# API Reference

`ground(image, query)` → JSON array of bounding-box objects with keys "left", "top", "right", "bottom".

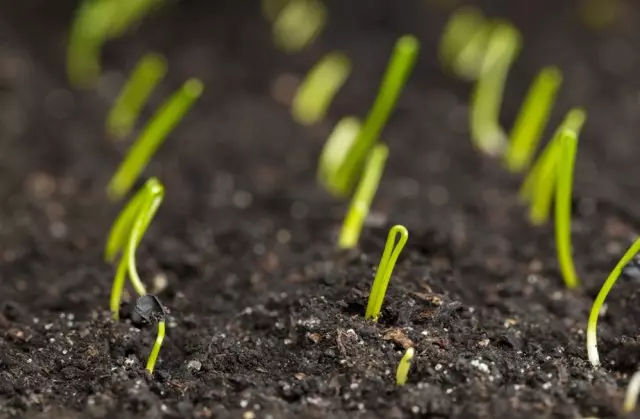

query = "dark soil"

[{"left": 2, "top": 0, "right": 640, "bottom": 418}]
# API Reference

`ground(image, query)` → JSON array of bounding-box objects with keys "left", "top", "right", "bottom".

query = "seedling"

[
  {"left": 470, "top": 22, "right": 521, "bottom": 156},
  {"left": 292, "top": 52, "right": 351, "bottom": 126},
  {"left": 67, "top": 0, "right": 165, "bottom": 87},
  {"left": 133, "top": 294, "right": 166, "bottom": 374},
  {"left": 107, "top": 78, "right": 203, "bottom": 201},
  {"left": 519, "top": 108, "right": 586, "bottom": 226},
  {"left": 504, "top": 67, "right": 563, "bottom": 172},
  {"left": 396, "top": 347, "right": 414, "bottom": 386},
  {"left": 318, "top": 117, "right": 361, "bottom": 191},
  {"left": 321, "top": 35, "right": 419, "bottom": 197},
  {"left": 107, "top": 53, "right": 167, "bottom": 139},
  {"left": 624, "top": 369, "right": 640, "bottom": 413},
  {"left": 554, "top": 130, "right": 579, "bottom": 289},
  {"left": 106, "top": 177, "right": 164, "bottom": 320},
  {"left": 338, "top": 144, "right": 389, "bottom": 249},
  {"left": 587, "top": 238, "right": 640, "bottom": 367},
  {"left": 272, "top": 0, "right": 327, "bottom": 52},
  {"left": 365, "top": 225, "right": 409, "bottom": 321}
]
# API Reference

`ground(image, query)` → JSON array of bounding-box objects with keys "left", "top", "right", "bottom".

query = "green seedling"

[
  {"left": 396, "top": 347, "right": 415, "bottom": 386},
  {"left": 470, "top": 22, "right": 521, "bottom": 156},
  {"left": 107, "top": 78, "right": 203, "bottom": 201},
  {"left": 505, "top": 67, "right": 563, "bottom": 172},
  {"left": 133, "top": 294, "right": 166, "bottom": 374},
  {"left": 323, "top": 35, "right": 419, "bottom": 198},
  {"left": 318, "top": 117, "right": 361, "bottom": 190},
  {"left": 261, "top": 0, "right": 291, "bottom": 21},
  {"left": 67, "top": 0, "right": 165, "bottom": 87},
  {"left": 587, "top": 238, "right": 640, "bottom": 367},
  {"left": 624, "top": 369, "right": 640, "bottom": 413},
  {"left": 554, "top": 130, "right": 579, "bottom": 289},
  {"left": 439, "top": 6, "right": 491, "bottom": 80},
  {"left": 272, "top": 0, "right": 327, "bottom": 52},
  {"left": 338, "top": 144, "right": 389, "bottom": 249},
  {"left": 107, "top": 53, "right": 167, "bottom": 139},
  {"left": 106, "top": 177, "right": 164, "bottom": 320},
  {"left": 365, "top": 225, "right": 409, "bottom": 321},
  {"left": 519, "top": 108, "right": 586, "bottom": 225},
  {"left": 292, "top": 52, "right": 351, "bottom": 126}
]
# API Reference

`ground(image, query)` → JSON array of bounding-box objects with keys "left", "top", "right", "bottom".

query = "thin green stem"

[
  {"left": 396, "top": 347, "right": 415, "bottom": 386},
  {"left": 587, "top": 238, "right": 640, "bottom": 366},
  {"left": 110, "top": 255, "right": 129, "bottom": 320},
  {"left": 624, "top": 369, "right": 640, "bottom": 413},
  {"left": 318, "top": 117, "right": 361, "bottom": 192},
  {"left": 145, "top": 320, "right": 166, "bottom": 374}
]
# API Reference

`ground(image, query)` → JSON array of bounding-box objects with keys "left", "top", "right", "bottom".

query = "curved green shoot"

[
  {"left": 107, "top": 53, "right": 167, "bottom": 140},
  {"left": 470, "top": 22, "right": 521, "bottom": 156},
  {"left": 365, "top": 225, "right": 409, "bottom": 321},
  {"left": 67, "top": 0, "right": 165, "bottom": 88},
  {"left": 292, "top": 52, "right": 351, "bottom": 126},
  {"left": 330, "top": 35, "right": 419, "bottom": 197},
  {"left": 272, "top": 0, "right": 327, "bottom": 52},
  {"left": 520, "top": 108, "right": 586, "bottom": 225},
  {"left": 338, "top": 144, "right": 389, "bottom": 249},
  {"left": 554, "top": 130, "right": 579, "bottom": 289},
  {"left": 396, "top": 347, "right": 415, "bottom": 386},
  {"left": 107, "top": 78, "right": 203, "bottom": 201},
  {"left": 107, "top": 178, "right": 165, "bottom": 320},
  {"left": 439, "top": 7, "right": 491, "bottom": 80},
  {"left": 587, "top": 238, "right": 640, "bottom": 367},
  {"left": 505, "top": 67, "right": 563, "bottom": 172},
  {"left": 624, "top": 369, "right": 640, "bottom": 413},
  {"left": 146, "top": 320, "right": 166, "bottom": 374},
  {"left": 318, "top": 117, "right": 361, "bottom": 191}
]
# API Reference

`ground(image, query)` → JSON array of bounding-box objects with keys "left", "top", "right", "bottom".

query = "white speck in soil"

[
  {"left": 435, "top": 364, "right": 443, "bottom": 371},
  {"left": 187, "top": 360, "right": 202, "bottom": 371},
  {"left": 470, "top": 359, "right": 490, "bottom": 374}
]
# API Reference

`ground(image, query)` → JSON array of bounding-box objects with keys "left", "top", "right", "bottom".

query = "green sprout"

[
  {"left": 396, "top": 347, "right": 415, "bottom": 386},
  {"left": 624, "top": 369, "right": 640, "bottom": 413},
  {"left": 365, "top": 225, "right": 409, "bottom": 321},
  {"left": 318, "top": 117, "right": 361, "bottom": 189},
  {"left": 504, "top": 66, "right": 563, "bottom": 172},
  {"left": 272, "top": 0, "right": 327, "bottom": 52},
  {"left": 320, "top": 35, "right": 419, "bottom": 197},
  {"left": 587, "top": 238, "right": 640, "bottom": 367},
  {"left": 554, "top": 129, "right": 579, "bottom": 289},
  {"left": 470, "top": 22, "right": 521, "bottom": 156},
  {"left": 67, "top": 0, "right": 165, "bottom": 88},
  {"left": 106, "top": 177, "right": 164, "bottom": 320},
  {"left": 338, "top": 144, "right": 389, "bottom": 249},
  {"left": 292, "top": 52, "right": 351, "bottom": 126},
  {"left": 107, "top": 52, "right": 167, "bottom": 140},
  {"left": 107, "top": 78, "right": 203, "bottom": 201},
  {"left": 146, "top": 319, "right": 166, "bottom": 374},
  {"left": 519, "top": 108, "right": 586, "bottom": 226}
]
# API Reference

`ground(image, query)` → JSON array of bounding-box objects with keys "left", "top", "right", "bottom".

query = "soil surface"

[{"left": 2, "top": 0, "right": 640, "bottom": 418}]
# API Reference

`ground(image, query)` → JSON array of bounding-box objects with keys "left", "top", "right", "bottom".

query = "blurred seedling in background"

[
  {"left": 318, "top": 35, "right": 419, "bottom": 197},
  {"left": 108, "top": 78, "right": 203, "bottom": 201},
  {"left": 318, "top": 116, "right": 361, "bottom": 191},
  {"left": 586, "top": 238, "right": 640, "bottom": 367},
  {"left": 292, "top": 52, "right": 351, "bottom": 125},
  {"left": 105, "top": 177, "right": 164, "bottom": 320},
  {"left": 396, "top": 347, "right": 414, "bottom": 386},
  {"left": 263, "top": 0, "right": 327, "bottom": 52},
  {"left": 624, "top": 369, "right": 640, "bottom": 414},
  {"left": 365, "top": 225, "right": 409, "bottom": 322},
  {"left": 68, "top": 0, "right": 166, "bottom": 87},
  {"left": 578, "top": 0, "right": 620, "bottom": 30},
  {"left": 133, "top": 294, "right": 167, "bottom": 374},
  {"left": 107, "top": 53, "right": 167, "bottom": 140},
  {"left": 338, "top": 144, "right": 388, "bottom": 249}
]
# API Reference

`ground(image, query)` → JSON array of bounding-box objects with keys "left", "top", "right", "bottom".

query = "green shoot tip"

[{"left": 396, "top": 347, "right": 414, "bottom": 386}]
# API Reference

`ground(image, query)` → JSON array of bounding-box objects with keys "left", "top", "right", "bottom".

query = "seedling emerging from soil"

[
  {"left": 554, "top": 129, "right": 579, "bottom": 289},
  {"left": 396, "top": 347, "right": 414, "bottom": 386},
  {"left": 470, "top": 22, "right": 521, "bottom": 156},
  {"left": 504, "top": 67, "right": 563, "bottom": 172},
  {"left": 519, "top": 109, "right": 586, "bottom": 226},
  {"left": 587, "top": 238, "right": 640, "bottom": 367},
  {"left": 107, "top": 79, "right": 203, "bottom": 200},
  {"left": 107, "top": 53, "right": 167, "bottom": 139},
  {"left": 365, "top": 225, "right": 409, "bottom": 321},
  {"left": 325, "top": 35, "right": 419, "bottom": 197},
  {"left": 106, "top": 177, "right": 164, "bottom": 320},
  {"left": 318, "top": 117, "right": 361, "bottom": 191},
  {"left": 624, "top": 369, "right": 640, "bottom": 413},
  {"left": 133, "top": 294, "right": 166, "bottom": 374},
  {"left": 292, "top": 52, "right": 351, "bottom": 126},
  {"left": 67, "top": 0, "right": 165, "bottom": 87},
  {"left": 272, "top": 0, "right": 327, "bottom": 52},
  {"left": 338, "top": 144, "right": 389, "bottom": 249}
]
